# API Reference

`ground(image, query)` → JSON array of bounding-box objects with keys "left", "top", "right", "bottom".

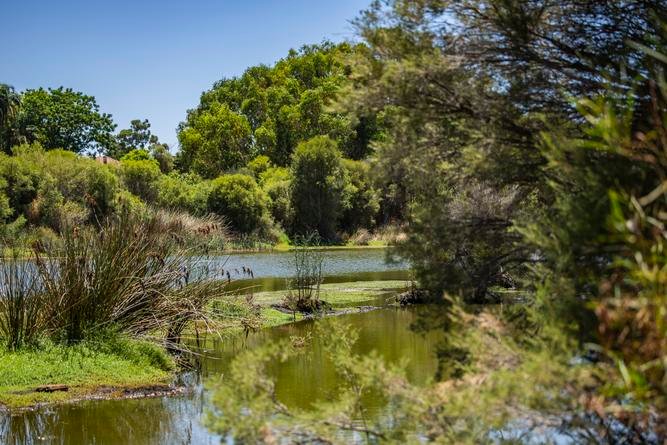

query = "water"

[{"left": 1, "top": 249, "right": 437, "bottom": 445}]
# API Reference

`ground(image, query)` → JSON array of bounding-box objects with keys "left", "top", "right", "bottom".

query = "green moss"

[{"left": 0, "top": 337, "right": 174, "bottom": 409}]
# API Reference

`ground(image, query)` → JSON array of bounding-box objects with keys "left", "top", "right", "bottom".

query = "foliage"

[
  {"left": 151, "top": 143, "right": 174, "bottom": 173},
  {"left": 247, "top": 154, "right": 272, "bottom": 178},
  {"left": 177, "top": 102, "right": 253, "bottom": 178},
  {"left": 259, "top": 166, "right": 292, "bottom": 228},
  {"left": 156, "top": 173, "right": 210, "bottom": 215},
  {"left": 207, "top": 320, "right": 419, "bottom": 443},
  {"left": 178, "top": 43, "right": 378, "bottom": 169},
  {"left": 109, "top": 119, "right": 158, "bottom": 159},
  {"left": 0, "top": 84, "right": 22, "bottom": 153},
  {"left": 290, "top": 136, "right": 349, "bottom": 240},
  {"left": 16, "top": 87, "right": 115, "bottom": 153},
  {"left": 340, "top": 159, "right": 380, "bottom": 234},
  {"left": 120, "top": 157, "right": 161, "bottom": 202},
  {"left": 207, "top": 173, "right": 269, "bottom": 234}
]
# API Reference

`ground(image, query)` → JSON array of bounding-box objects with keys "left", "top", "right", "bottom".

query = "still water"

[{"left": 1, "top": 250, "right": 439, "bottom": 445}]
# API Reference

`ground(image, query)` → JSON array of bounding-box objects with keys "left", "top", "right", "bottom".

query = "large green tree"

[
  {"left": 177, "top": 43, "right": 378, "bottom": 176},
  {"left": 343, "top": 0, "right": 665, "bottom": 302},
  {"left": 289, "top": 136, "right": 349, "bottom": 241},
  {"left": 17, "top": 87, "right": 116, "bottom": 153},
  {"left": 177, "top": 102, "right": 252, "bottom": 178}
]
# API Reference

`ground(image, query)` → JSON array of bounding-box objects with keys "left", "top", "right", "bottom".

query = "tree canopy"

[
  {"left": 17, "top": 87, "right": 116, "bottom": 154},
  {"left": 176, "top": 43, "right": 378, "bottom": 178}
]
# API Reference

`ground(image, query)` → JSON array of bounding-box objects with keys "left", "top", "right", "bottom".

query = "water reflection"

[{"left": 4, "top": 307, "right": 438, "bottom": 445}]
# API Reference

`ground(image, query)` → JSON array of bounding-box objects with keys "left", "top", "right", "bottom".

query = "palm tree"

[{"left": 0, "top": 84, "right": 21, "bottom": 152}]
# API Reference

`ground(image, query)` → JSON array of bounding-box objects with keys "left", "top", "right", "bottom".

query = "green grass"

[
  {"left": 252, "top": 280, "right": 410, "bottom": 308},
  {"left": 260, "top": 307, "right": 303, "bottom": 327},
  {"left": 0, "top": 337, "right": 174, "bottom": 409},
  {"left": 205, "top": 280, "right": 409, "bottom": 335}
]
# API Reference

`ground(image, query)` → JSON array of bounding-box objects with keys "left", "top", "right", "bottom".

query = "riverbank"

[
  {"left": 0, "top": 337, "right": 175, "bottom": 411},
  {"left": 0, "top": 279, "right": 410, "bottom": 411}
]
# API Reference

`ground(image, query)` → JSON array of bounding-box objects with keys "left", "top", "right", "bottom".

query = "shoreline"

[{"left": 0, "top": 279, "right": 409, "bottom": 413}]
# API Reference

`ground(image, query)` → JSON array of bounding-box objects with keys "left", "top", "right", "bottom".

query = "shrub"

[
  {"left": 0, "top": 151, "right": 43, "bottom": 220},
  {"left": 120, "top": 148, "right": 152, "bottom": 161},
  {"left": 340, "top": 159, "right": 380, "bottom": 233},
  {"left": 289, "top": 136, "right": 349, "bottom": 241},
  {"left": 151, "top": 144, "right": 174, "bottom": 174},
  {"left": 157, "top": 173, "right": 210, "bottom": 215},
  {"left": 208, "top": 174, "right": 270, "bottom": 234},
  {"left": 259, "top": 167, "right": 292, "bottom": 228},
  {"left": 121, "top": 158, "right": 161, "bottom": 203},
  {"left": 39, "top": 149, "right": 119, "bottom": 220},
  {"left": 247, "top": 155, "right": 272, "bottom": 178}
]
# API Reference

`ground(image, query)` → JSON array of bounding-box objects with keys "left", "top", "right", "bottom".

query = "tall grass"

[
  {"left": 0, "top": 211, "right": 228, "bottom": 349},
  {"left": 0, "top": 251, "right": 44, "bottom": 350}
]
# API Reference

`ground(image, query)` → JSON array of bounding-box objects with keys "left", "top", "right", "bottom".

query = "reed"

[
  {"left": 0, "top": 211, "right": 228, "bottom": 349},
  {"left": 0, "top": 250, "right": 45, "bottom": 350}
]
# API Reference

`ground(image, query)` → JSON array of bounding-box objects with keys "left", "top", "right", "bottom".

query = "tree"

[
  {"left": 177, "top": 103, "right": 252, "bottom": 178},
  {"left": 289, "top": 136, "right": 348, "bottom": 241},
  {"left": 109, "top": 119, "right": 158, "bottom": 159},
  {"left": 151, "top": 143, "right": 174, "bottom": 174},
  {"left": 178, "top": 43, "right": 378, "bottom": 168},
  {"left": 0, "top": 84, "right": 22, "bottom": 153},
  {"left": 339, "top": 159, "right": 379, "bottom": 233},
  {"left": 17, "top": 87, "right": 116, "bottom": 153},
  {"left": 207, "top": 174, "right": 269, "bottom": 233}
]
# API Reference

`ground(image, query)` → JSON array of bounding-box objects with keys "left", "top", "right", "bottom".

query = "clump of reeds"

[
  {"left": 0, "top": 250, "right": 45, "bottom": 350},
  {"left": 281, "top": 234, "right": 325, "bottom": 314},
  {"left": 0, "top": 211, "right": 228, "bottom": 349},
  {"left": 151, "top": 209, "right": 230, "bottom": 252}
]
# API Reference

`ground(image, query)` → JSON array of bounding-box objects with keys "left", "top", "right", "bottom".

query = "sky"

[{"left": 3, "top": 0, "right": 369, "bottom": 148}]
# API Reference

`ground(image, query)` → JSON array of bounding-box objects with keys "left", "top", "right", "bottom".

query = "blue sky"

[{"left": 3, "top": 0, "right": 369, "bottom": 148}]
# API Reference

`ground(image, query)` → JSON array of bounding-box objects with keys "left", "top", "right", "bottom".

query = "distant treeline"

[{"left": 0, "top": 43, "right": 398, "bottom": 244}]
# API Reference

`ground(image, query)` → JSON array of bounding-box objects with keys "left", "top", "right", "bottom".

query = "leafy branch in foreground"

[
  {"left": 207, "top": 314, "right": 634, "bottom": 444},
  {"left": 206, "top": 320, "right": 425, "bottom": 444}
]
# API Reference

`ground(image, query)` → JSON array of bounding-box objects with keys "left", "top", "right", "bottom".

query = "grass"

[
  {"left": 0, "top": 336, "right": 174, "bottom": 409},
  {"left": 205, "top": 280, "right": 410, "bottom": 336},
  {"left": 251, "top": 280, "right": 410, "bottom": 308},
  {"left": 1, "top": 280, "right": 410, "bottom": 410}
]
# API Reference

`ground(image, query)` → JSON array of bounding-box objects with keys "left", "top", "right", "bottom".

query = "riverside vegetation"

[{"left": 2, "top": 0, "right": 667, "bottom": 443}]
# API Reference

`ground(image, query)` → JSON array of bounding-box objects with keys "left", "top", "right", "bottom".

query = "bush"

[
  {"left": 157, "top": 173, "right": 210, "bottom": 215},
  {"left": 259, "top": 167, "right": 292, "bottom": 228},
  {"left": 289, "top": 136, "right": 349, "bottom": 241},
  {"left": 208, "top": 174, "right": 270, "bottom": 234},
  {"left": 247, "top": 155, "right": 272, "bottom": 178},
  {"left": 121, "top": 158, "right": 161, "bottom": 203},
  {"left": 120, "top": 148, "right": 152, "bottom": 161},
  {"left": 0, "top": 150, "right": 44, "bottom": 220},
  {"left": 38, "top": 149, "right": 118, "bottom": 220},
  {"left": 340, "top": 159, "right": 380, "bottom": 233}
]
